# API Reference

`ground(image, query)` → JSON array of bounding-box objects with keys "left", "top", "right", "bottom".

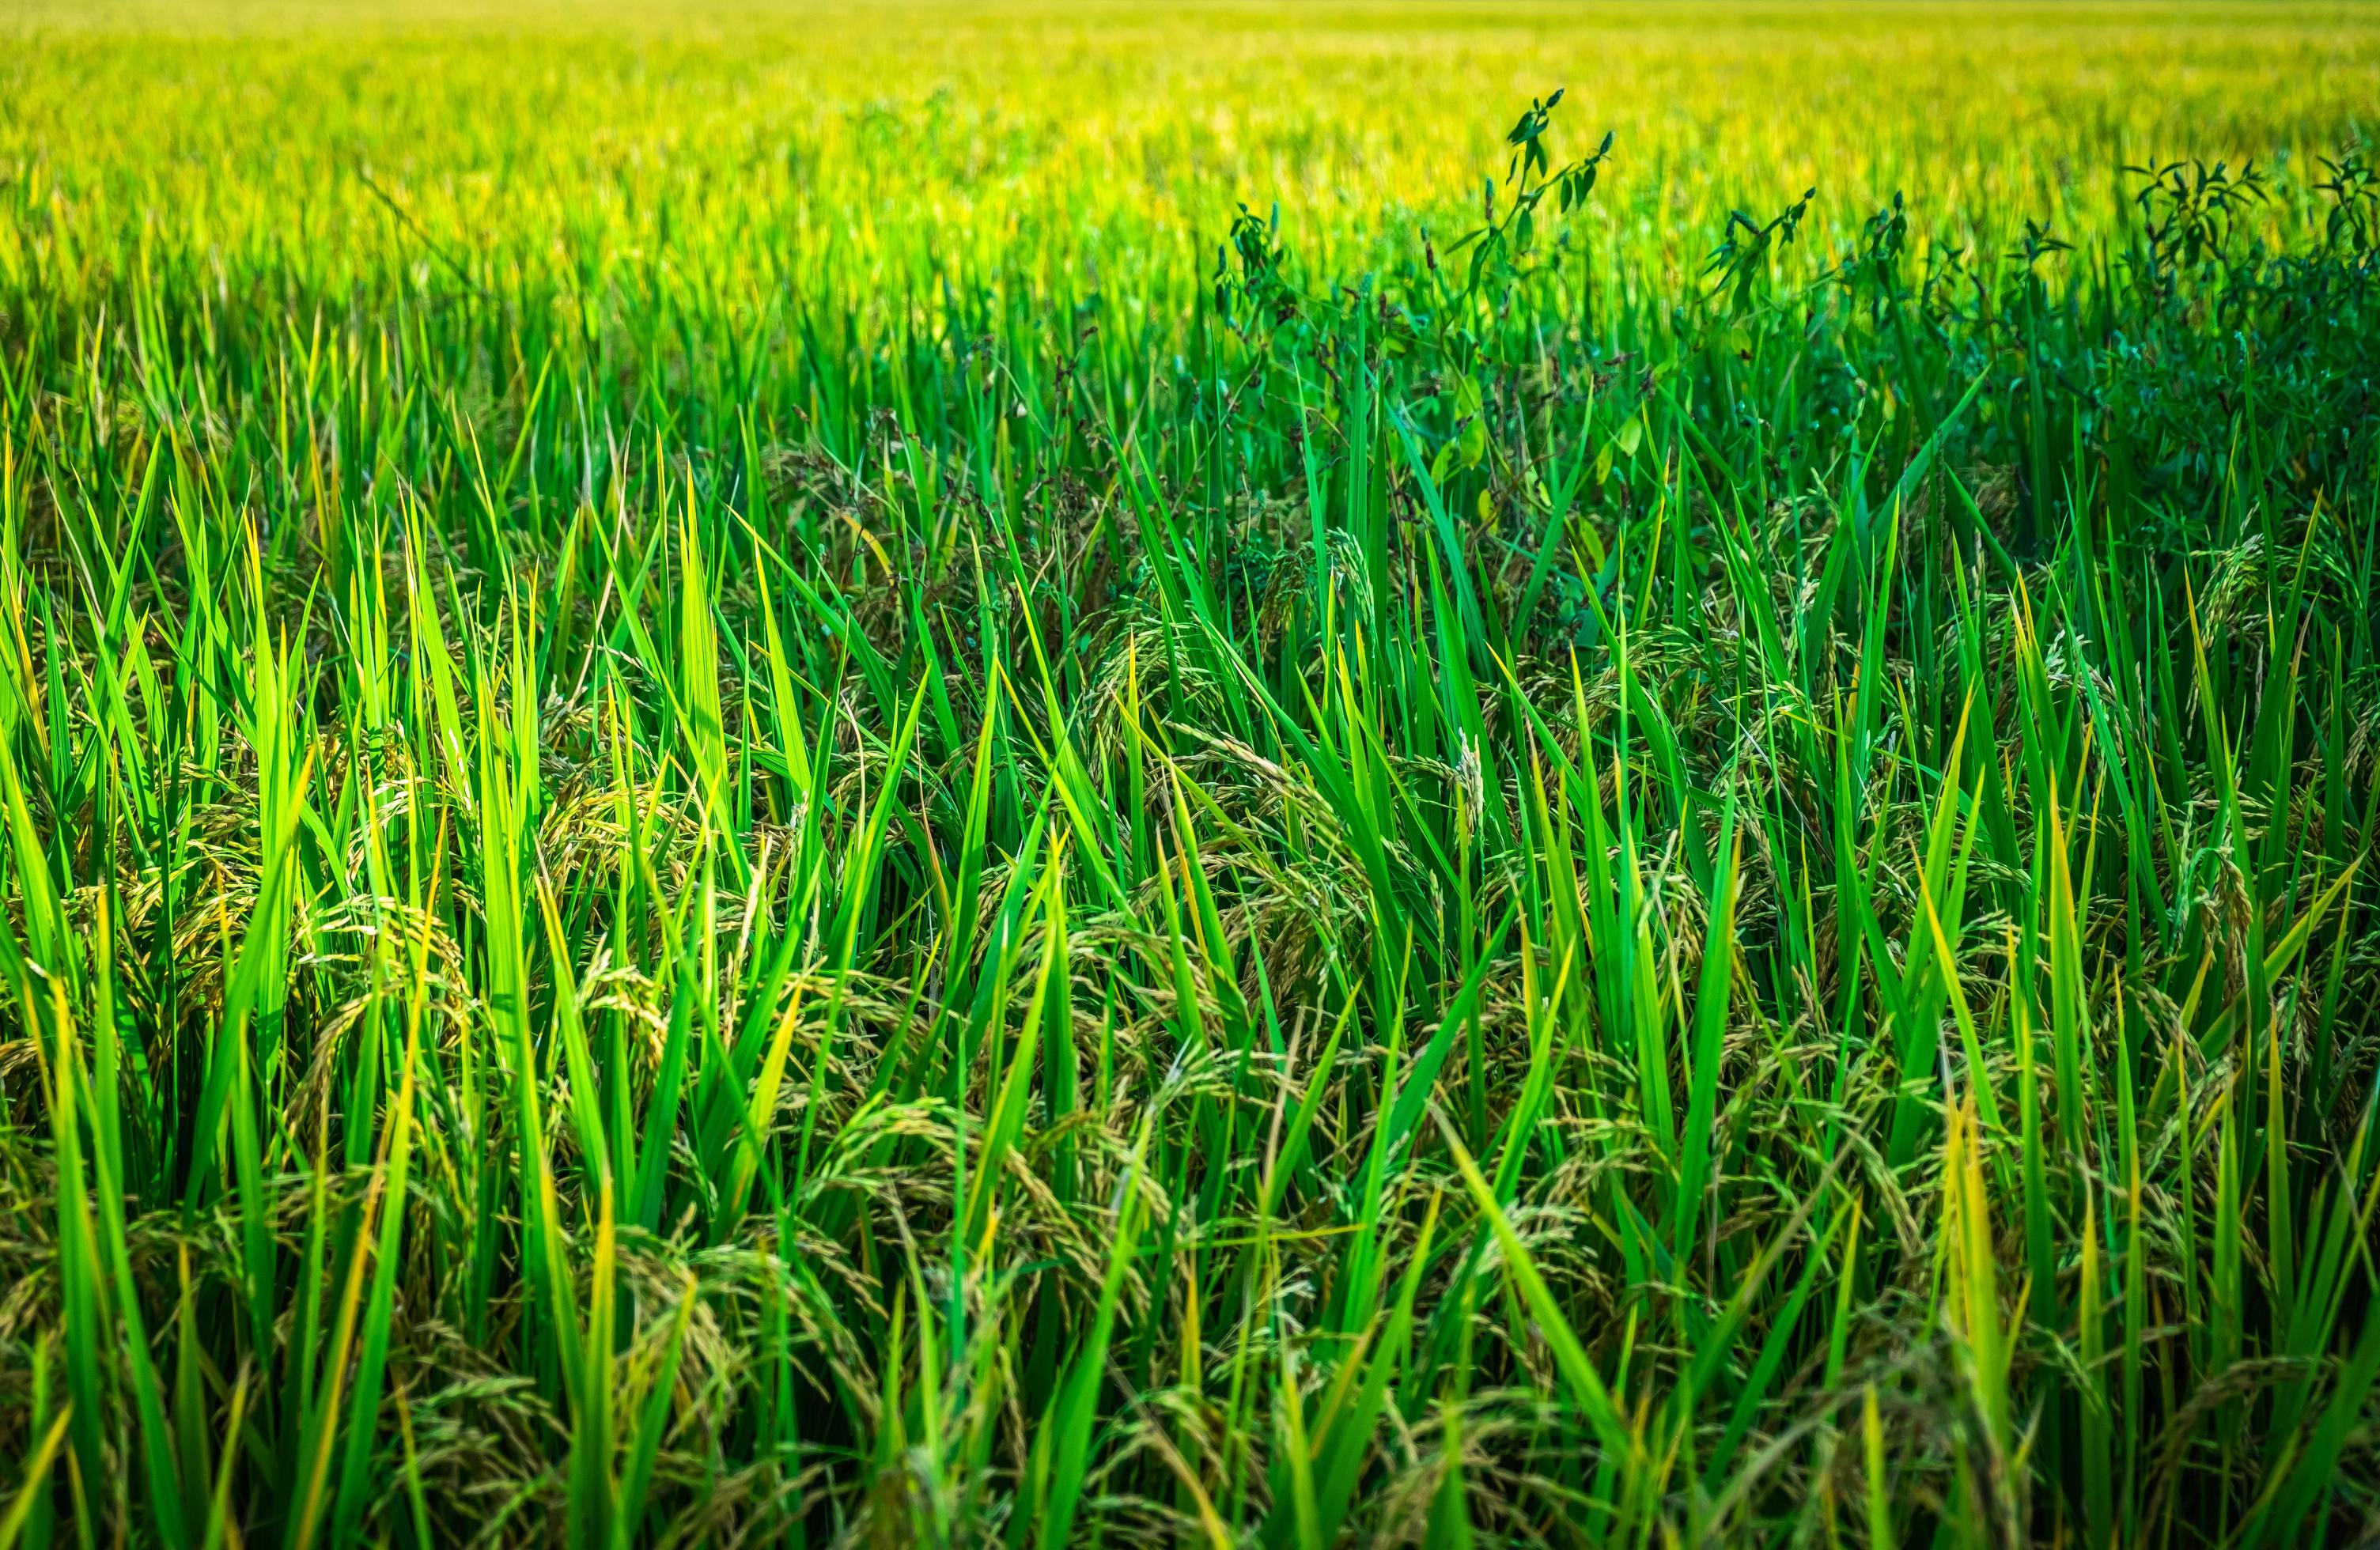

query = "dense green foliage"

[{"left": 2, "top": 3, "right": 2378, "bottom": 1545}]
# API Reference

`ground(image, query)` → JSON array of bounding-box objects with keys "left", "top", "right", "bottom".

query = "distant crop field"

[
  {"left": 1, "top": 2, "right": 2377, "bottom": 1546},
  {"left": 9, "top": 5, "right": 2380, "bottom": 303}
]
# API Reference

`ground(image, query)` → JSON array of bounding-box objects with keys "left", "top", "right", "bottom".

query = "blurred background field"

[{"left": 8, "top": 2, "right": 2379, "bottom": 323}]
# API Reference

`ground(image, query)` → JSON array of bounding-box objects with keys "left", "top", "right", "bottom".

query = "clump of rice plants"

[{"left": 0, "top": 2, "right": 2377, "bottom": 1545}]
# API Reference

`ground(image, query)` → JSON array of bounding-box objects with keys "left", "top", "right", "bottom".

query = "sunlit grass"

[{"left": 0, "top": 2, "right": 2376, "bottom": 1545}]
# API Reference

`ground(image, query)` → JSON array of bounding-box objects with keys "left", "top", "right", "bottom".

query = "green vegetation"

[{"left": 2, "top": 2, "right": 2378, "bottom": 1544}]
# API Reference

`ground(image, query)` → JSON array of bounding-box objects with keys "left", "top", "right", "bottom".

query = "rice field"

[{"left": 2, "top": 1, "right": 2378, "bottom": 1544}]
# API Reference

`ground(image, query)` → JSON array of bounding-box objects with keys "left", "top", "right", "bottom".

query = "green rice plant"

[{"left": 0, "top": 2, "right": 2377, "bottom": 1545}]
